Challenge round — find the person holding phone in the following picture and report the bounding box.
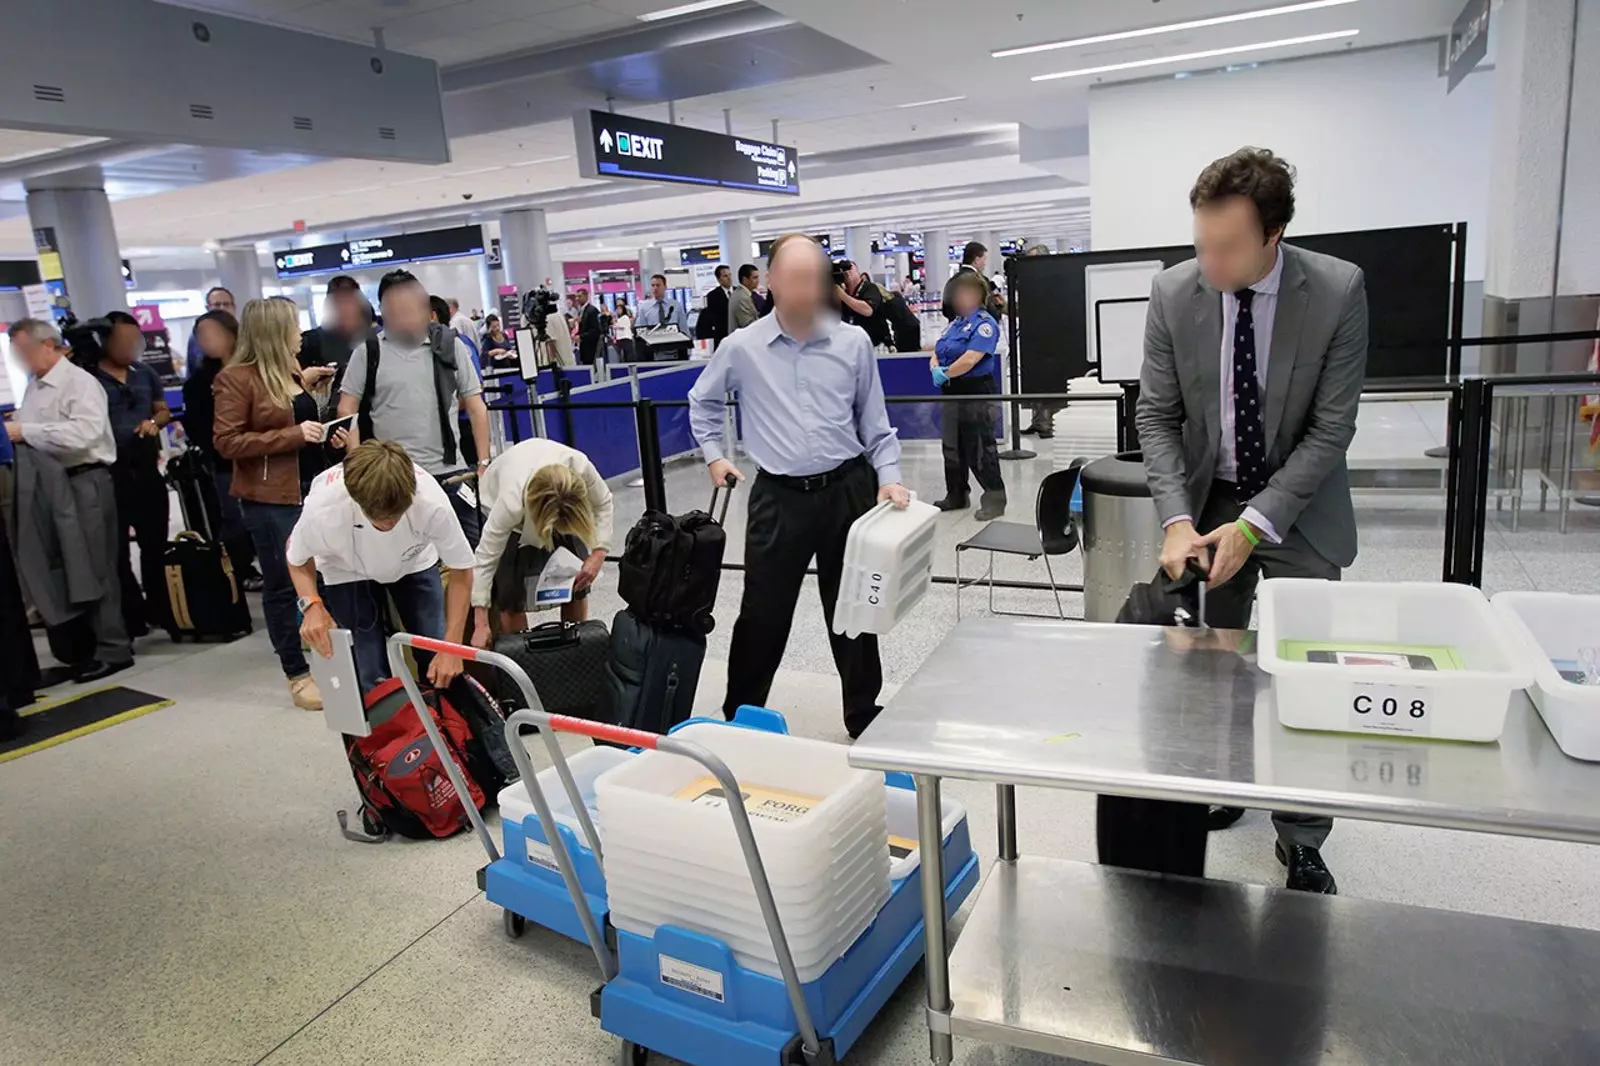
[289,440,475,694]
[214,298,346,710]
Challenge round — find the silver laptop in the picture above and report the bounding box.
[311,628,368,737]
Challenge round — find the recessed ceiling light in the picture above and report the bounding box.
[637,0,743,22]
[1031,29,1359,81]
[896,95,968,109]
[994,0,1359,58]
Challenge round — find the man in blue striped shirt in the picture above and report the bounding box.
[689,233,909,739]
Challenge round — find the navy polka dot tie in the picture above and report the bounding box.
[1232,287,1270,497]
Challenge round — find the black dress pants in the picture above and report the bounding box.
[940,374,1006,503]
[112,446,170,634]
[723,456,884,737]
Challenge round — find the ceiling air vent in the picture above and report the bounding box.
[33,84,65,103]
[377,126,397,141]
[292,116,314,131]
[190,103,215,120]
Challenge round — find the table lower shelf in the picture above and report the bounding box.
[946,856,1600,1065]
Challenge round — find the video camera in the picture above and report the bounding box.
[521,286,560,340]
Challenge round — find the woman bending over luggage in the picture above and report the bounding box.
[214,297,344,710]
[470,438,614,646]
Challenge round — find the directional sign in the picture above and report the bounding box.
[575,110,800,196]
[273,225,485,280]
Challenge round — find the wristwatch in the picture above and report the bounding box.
[296,595,322,616]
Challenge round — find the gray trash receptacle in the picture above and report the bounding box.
[1080,451,1165,622]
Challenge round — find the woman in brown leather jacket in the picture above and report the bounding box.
[214,298,341,710]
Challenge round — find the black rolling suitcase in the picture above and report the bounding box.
[617,477,735,634]
[1096,562,1210,877]
[492,619,613,721]
[162,451,252,642]
[606,608,705,736]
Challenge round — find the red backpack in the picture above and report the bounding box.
[341,678,486,841]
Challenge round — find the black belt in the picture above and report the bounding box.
[65,462,108,478]
[758,455,868,493]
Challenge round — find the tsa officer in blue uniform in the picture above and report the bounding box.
[931,270,1007,519]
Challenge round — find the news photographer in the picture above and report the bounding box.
[833,259,892,349]
[520,286,575,367]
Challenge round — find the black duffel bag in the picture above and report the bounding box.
[616,478,734,634]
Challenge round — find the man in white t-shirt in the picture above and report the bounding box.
[288,440,476,693]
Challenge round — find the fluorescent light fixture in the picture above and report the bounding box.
[994,0,1359,58]
[1032,29,1358,81]
[637,0,743,22]
[509,155,572,168]
[896,95,968,109]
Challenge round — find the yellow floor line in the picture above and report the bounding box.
[0,699,175,765]
[19,683,123,718]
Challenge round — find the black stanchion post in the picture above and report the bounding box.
[634,398,667,513]
[1445,378,1492,586]
[1117,383,1141,454]
[555,372,575,445]
[1440,386,1461,580]
[998,256,1035,461]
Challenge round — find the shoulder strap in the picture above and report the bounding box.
[428,323,459,467]
[357,334,380,444]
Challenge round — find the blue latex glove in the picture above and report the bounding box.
[931,366,950,387]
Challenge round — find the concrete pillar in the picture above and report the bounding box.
[922,228,950,287]
[975,231,999,267]
[895,252,911,281]
[24,167,125,321]
[639,245,666,279]
[1055,235,1076,254]
[716,218,753,269]
[498,208,554,293]
[213,247,263,305]
[844,226,872,270]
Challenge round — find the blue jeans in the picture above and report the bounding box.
[321,568,446,694]
[240,499,307,679]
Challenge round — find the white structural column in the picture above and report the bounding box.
[639,245,666,280]
[923,228,950,288]
[895,252,911,281]
[498,208,555,294]
[213,248,263,305]
[24,168,125,320]
[844,226,872,270]
[717,218,753,269]
[1055,235,1077,254]
[974,231,999,263]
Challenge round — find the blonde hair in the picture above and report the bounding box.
[233,298,303,407]
[523,465,596,549]
[344,440,417,522]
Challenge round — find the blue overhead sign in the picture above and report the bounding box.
[575,110,800,196]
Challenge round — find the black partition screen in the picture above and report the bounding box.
[1011,222,1463,389]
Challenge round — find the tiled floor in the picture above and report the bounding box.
[4,422,1600,1066]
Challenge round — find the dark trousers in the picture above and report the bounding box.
[240,498,308,680]
[724,457,884,737]
[111,449,170,633]
[439,473,482,548]
[1199,483,1340,849]
[322,568,446,694]
[202,465,258,578]
[941,374,1005,503]
[75,467,133,666]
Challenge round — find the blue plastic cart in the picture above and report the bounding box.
[388,633,978,1065]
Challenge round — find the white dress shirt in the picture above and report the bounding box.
[17,356,118,466]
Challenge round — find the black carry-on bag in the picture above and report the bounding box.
[1096,561,1211,877]
[617,475,736,634]
[491,619,613,722]
[163,450,253,642]
[606,607,706,737]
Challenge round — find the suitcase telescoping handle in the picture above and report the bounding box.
[1184,557,1208,630]
[709,471,737,524]
[385,632,823,1058]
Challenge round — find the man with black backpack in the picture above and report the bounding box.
[337,270,492,546]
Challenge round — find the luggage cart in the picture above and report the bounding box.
[386,633,978,1065]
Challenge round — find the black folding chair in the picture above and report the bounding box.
[955,462,1084,619]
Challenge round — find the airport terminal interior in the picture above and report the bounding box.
[2,1,1600,1064]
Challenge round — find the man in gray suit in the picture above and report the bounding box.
[1136,147,1368,895]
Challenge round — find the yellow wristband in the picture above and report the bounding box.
[1235,518,1260,547]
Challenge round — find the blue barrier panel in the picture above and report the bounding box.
[534,367,593,395]
[483,373,533,442]
[877,355,941,440]
[637,364,705,459]
[560,380,639,479]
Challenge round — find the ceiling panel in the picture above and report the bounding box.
[0,128,107,164]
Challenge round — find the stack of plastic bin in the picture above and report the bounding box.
[597,723,890,981]
[833,499,940,639]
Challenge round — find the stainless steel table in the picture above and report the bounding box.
[849,619,1600,1066]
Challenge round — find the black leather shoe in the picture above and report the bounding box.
[1206,805,1246,831]
[1276,841,1338,894]
[38,665,79,689]
[74,659,133,684]
[1019,424,1040,436]
[974,494,1007,522]
[932,497,969,512]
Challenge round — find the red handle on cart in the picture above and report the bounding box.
[407,634,482,659]
[546,714,662,750]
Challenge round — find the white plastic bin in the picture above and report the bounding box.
[1257,579,1532,742]
[833,500,939,638]
[1492,592,1600,760]
[497,745,633,837]
[884,786,965,882]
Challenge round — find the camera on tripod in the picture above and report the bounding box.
[521,286,560,339]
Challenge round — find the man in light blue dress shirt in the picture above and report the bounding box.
[634,274,687,329]
[689,234,910,739]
